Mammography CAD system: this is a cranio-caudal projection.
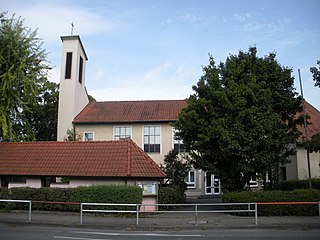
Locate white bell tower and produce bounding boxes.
[57,35,89,141]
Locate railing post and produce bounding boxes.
[136,204,140,226]
[195,204,198,226]
[255,203,258,225]
[318,202,320,221]
[80,203,83,224]
[28,201,32,222]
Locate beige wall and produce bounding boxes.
[286,146,320,180]
[75,123,175,165]
[296,146,320,179]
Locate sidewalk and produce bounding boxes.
[0,210,319,230]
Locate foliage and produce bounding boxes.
[63,128,82,141]
[161,149,190,188]
[0,13,53,141]
[304,133,320,153]
[223,189,320,216]
[0,185,143,212]
[310,60,320,88]
[158,185,186,210]
[174,47,302,192]
[24,81,59,141]
[279,178,320,190]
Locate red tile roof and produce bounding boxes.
[0,140,166,178]
[73,100,187,124]
[72,99,319,141]
[297,101,320,140]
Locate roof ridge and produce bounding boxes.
[95,99,186,103]
[0,140,125,145]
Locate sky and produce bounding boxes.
[2,0,320,110]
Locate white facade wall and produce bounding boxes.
[8,178,42,189]
[296,146,320,179]
[57,36,89,141]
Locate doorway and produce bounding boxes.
[205,172,221,195]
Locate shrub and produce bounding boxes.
[0,185,142,212]
[223,189,320,216]
[158,185,186,210]
[279,179,320,190]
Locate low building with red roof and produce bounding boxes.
[0,140,165,209]
[0,140,165,186]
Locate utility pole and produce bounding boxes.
[298,69,312,188]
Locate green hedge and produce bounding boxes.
[158,185,186,210]
[279,179,320,190]
[0,185,143,212]
[223,189,320,216]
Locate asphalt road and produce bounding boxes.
[1,223,320,240]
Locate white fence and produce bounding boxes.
[80,202,257,225]
[1,200,319,226]
[0,199,32,221]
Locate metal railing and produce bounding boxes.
[1,200,319,226]
[0,199,32,221]
[80,202,257,225]
[80,203,139,224]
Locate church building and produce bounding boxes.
[57,35,320,197]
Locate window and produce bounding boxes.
[114,126,132,140]
[173,129,186,153]
[185,171,196,188]
[79,56,83,84]
[65,52,72,79]
[84,132,94,141]
[144,126,160,153]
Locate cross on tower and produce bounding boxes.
[71,22,74,35]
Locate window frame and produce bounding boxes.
[114,126,132,140]
[65,52,73,79]
[78,56,83,84]
[185,171,196,189]
[173,128,186,153]
[143,125,161,153]
[83,132,94,141]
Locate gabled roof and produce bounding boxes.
[73,100,187,124]
[0,140,166,178]
[297,101,320,140]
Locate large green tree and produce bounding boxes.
[174,47,302,192]
[0,13,52,141]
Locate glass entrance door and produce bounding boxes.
[205,172,221,195]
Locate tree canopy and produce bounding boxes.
[310,60,320,88]
[0,13,55,141]
[174,47,302,192]
[304,133,320,153]
[303,61,320,153]
[161,149,190,188]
